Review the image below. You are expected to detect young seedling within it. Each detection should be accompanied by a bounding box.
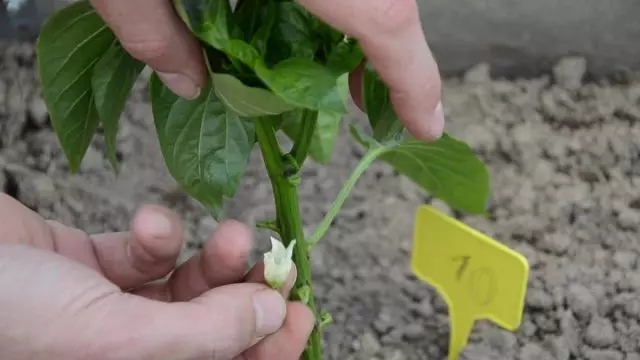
[34,1,491,359]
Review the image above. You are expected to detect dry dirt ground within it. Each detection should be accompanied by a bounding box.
[1,42,640,360]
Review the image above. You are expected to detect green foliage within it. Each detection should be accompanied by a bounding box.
[253,58,347,115]
[363,63,404,142]
[36,0,491,220]
[233,0,263,39]
[179,0,347,115]
[249,1,276,56]
[355,63,490,214]
[326,39,365,75]
[383,136,490,214]
[92,42,145,171]
[266,2,318,63]
[150,75,255,219]
[282,74,350,164]
[36,1,116,172]
[212,72,296,117]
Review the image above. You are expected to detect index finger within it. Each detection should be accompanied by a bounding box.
[90,0,206,99]
[297,0,444,140]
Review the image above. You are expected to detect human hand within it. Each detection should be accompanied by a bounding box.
[0,193,313,360]
[89,0,443,141]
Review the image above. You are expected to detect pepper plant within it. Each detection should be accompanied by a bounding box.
[35,0,491,358]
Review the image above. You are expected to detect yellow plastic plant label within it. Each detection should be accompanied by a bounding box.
[411,205,529,360]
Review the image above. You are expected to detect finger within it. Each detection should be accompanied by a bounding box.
[167,220,253,301]
[131,282,172,302]
[83,205,182,290]
[0,193,57,248]
[90,0,206,99]
[0,194,181,289]
[114,284,287,360]
[348,63,366,110]
[298,0,444,140]
[238,303,315,360]
[245,261,298,299]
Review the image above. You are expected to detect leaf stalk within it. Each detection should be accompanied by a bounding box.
[290,109,319,166]
[307,145,389,246]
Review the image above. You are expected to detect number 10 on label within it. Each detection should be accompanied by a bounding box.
[411,206,529,360]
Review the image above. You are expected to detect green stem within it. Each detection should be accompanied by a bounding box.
[307,146,388,246]
[290,110,318,166]
[255,119,323,360]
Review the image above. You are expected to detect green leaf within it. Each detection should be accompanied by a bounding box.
[150,75,256,219]
[326,39,364,75]
[36,0,116,171]
[183,0,346,116]
[250,1,276,56]
[212,72,296,117]
[363,63,404,142]
[266,2,318,64]
[282,74,349,163]
[255,58,347,115]
[314,20,344,45]
[381,135,491,214]
[224,39,263,67]
[180,0,236,48]
[355,65,491,213]
[233,0,264,40]
[91,41,145,172]
[308,111,341,163]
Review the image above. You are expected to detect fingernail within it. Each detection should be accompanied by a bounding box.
[252,289,286,336]
[141,211,172,239]
[425,101,445,140]
[156,71,201,99]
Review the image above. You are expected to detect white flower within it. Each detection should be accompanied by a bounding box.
[264,237,295,289]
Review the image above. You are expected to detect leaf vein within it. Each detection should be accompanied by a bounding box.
[54,56,101,105]
[49,23,109,85]
[390,148,443,192]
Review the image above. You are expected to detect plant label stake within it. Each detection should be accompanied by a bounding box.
[411,205,529,360]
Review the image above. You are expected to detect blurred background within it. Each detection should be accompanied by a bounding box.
[1,1,639,359]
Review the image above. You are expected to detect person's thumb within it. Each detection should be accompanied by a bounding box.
[90,0,206,99]
[122,283,287,360]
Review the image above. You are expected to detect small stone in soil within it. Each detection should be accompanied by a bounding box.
[585,316,617,348]
[618,208,640,230]
[358,331,381,358]
[539,232,573,255]
[567,283,598,318]
[401,323,424,341]
[15,172,57,208]
[613,251,638,270]
[28,96,48,126]
[526,288,554,309]
[583,348,624,360]
[545,335,571,360]
[520,343,555,360]
[560,311,581,353]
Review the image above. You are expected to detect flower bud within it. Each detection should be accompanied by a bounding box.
[264,237,295,289]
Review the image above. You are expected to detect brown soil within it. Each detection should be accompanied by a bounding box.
[1,42,640,360]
